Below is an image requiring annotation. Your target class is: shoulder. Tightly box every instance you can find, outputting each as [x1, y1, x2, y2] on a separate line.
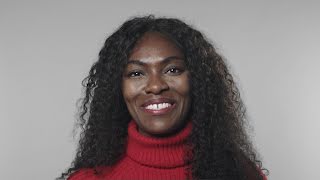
[67, 166, 114, 180]
[68, 168, 106, 180]
[260, 169, 268, 180]
[67, 168, 98, 180]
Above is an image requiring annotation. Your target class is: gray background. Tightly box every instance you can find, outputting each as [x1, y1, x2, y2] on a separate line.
[1, 1, 319, 179]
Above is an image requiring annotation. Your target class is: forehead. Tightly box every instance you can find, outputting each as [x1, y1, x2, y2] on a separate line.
[129, 32, 184, 61]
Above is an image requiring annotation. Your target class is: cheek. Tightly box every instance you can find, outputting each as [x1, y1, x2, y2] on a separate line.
[122, 80, 145, 120]
[170, 75, 190, 96]
[122, 81, 134, 102]
[122, 79, 143, 104]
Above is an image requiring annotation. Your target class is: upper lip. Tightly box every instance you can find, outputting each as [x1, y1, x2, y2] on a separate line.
[141, 97, 175, 107]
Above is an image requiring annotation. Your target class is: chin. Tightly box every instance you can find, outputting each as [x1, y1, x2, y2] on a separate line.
[146, 126, 179, 137]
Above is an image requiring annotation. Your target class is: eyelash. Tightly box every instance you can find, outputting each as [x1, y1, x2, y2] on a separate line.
[127, 67, 184, 78]
[128, 71, 144, 77]
[166, 67, 183, 74]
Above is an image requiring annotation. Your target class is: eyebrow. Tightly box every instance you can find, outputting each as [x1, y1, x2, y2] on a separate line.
[127, 56, 184, 66]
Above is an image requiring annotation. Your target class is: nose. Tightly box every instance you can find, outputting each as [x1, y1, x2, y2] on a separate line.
[144, 74, 169, 94]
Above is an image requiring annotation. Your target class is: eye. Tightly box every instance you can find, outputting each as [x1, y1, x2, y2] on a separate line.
[127, 71, 143, 77]
[166, 67, 183, 74]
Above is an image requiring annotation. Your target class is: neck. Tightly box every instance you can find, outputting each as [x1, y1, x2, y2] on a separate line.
[126, 120, 193, 168]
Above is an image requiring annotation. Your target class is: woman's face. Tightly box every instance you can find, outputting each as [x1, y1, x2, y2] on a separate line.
[122, 32, 191, 137]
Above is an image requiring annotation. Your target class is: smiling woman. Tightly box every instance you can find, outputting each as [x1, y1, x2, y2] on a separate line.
[58, 15, 267, 180]
[122, 32, 191, 137]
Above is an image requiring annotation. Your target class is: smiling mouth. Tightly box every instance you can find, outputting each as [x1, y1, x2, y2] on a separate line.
[141, 102, 176, 116]
[145, 103, 172, 110]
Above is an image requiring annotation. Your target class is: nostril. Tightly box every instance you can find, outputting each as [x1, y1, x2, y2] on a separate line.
[145, 85, 169, 94]
[144, 77, 169, 94]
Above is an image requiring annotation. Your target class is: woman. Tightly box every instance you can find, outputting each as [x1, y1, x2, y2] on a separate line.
[59, 15, 267, 180]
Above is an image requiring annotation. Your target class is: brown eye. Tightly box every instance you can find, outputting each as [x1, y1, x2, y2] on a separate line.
[166, 67, 183, 74]
[128, 71, 143, 77]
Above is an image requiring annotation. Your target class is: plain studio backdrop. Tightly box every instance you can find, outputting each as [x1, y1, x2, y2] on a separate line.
[1, 1, 319, 179]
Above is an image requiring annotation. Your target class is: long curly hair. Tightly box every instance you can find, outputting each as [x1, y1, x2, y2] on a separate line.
[59, 15, 267, 180]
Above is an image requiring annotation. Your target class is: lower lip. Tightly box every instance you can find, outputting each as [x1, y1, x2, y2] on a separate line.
[141, 103, 176, 116]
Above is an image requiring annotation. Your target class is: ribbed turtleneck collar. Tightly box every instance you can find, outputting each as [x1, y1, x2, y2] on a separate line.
[126, 120, 192, 168]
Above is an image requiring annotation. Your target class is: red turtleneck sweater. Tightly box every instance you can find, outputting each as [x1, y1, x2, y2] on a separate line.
[68, 120, 193, 180]
[68, 120, 267, 180]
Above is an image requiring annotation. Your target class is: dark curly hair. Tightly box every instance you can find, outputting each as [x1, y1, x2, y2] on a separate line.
[59, 15, 267, 180]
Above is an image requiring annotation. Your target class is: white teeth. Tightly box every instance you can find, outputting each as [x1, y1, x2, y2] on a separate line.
[145, 103, 172, 110]
[152, 104, 157, 109]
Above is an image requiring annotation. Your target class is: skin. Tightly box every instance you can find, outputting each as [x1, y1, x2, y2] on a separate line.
[122, 32, 191, 137]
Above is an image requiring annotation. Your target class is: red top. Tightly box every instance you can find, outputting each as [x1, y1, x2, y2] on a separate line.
[68, 120, 267, 180]
[68, 120, 193, 180]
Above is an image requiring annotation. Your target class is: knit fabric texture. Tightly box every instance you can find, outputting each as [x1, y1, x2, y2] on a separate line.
[68, 120, 192, 180]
